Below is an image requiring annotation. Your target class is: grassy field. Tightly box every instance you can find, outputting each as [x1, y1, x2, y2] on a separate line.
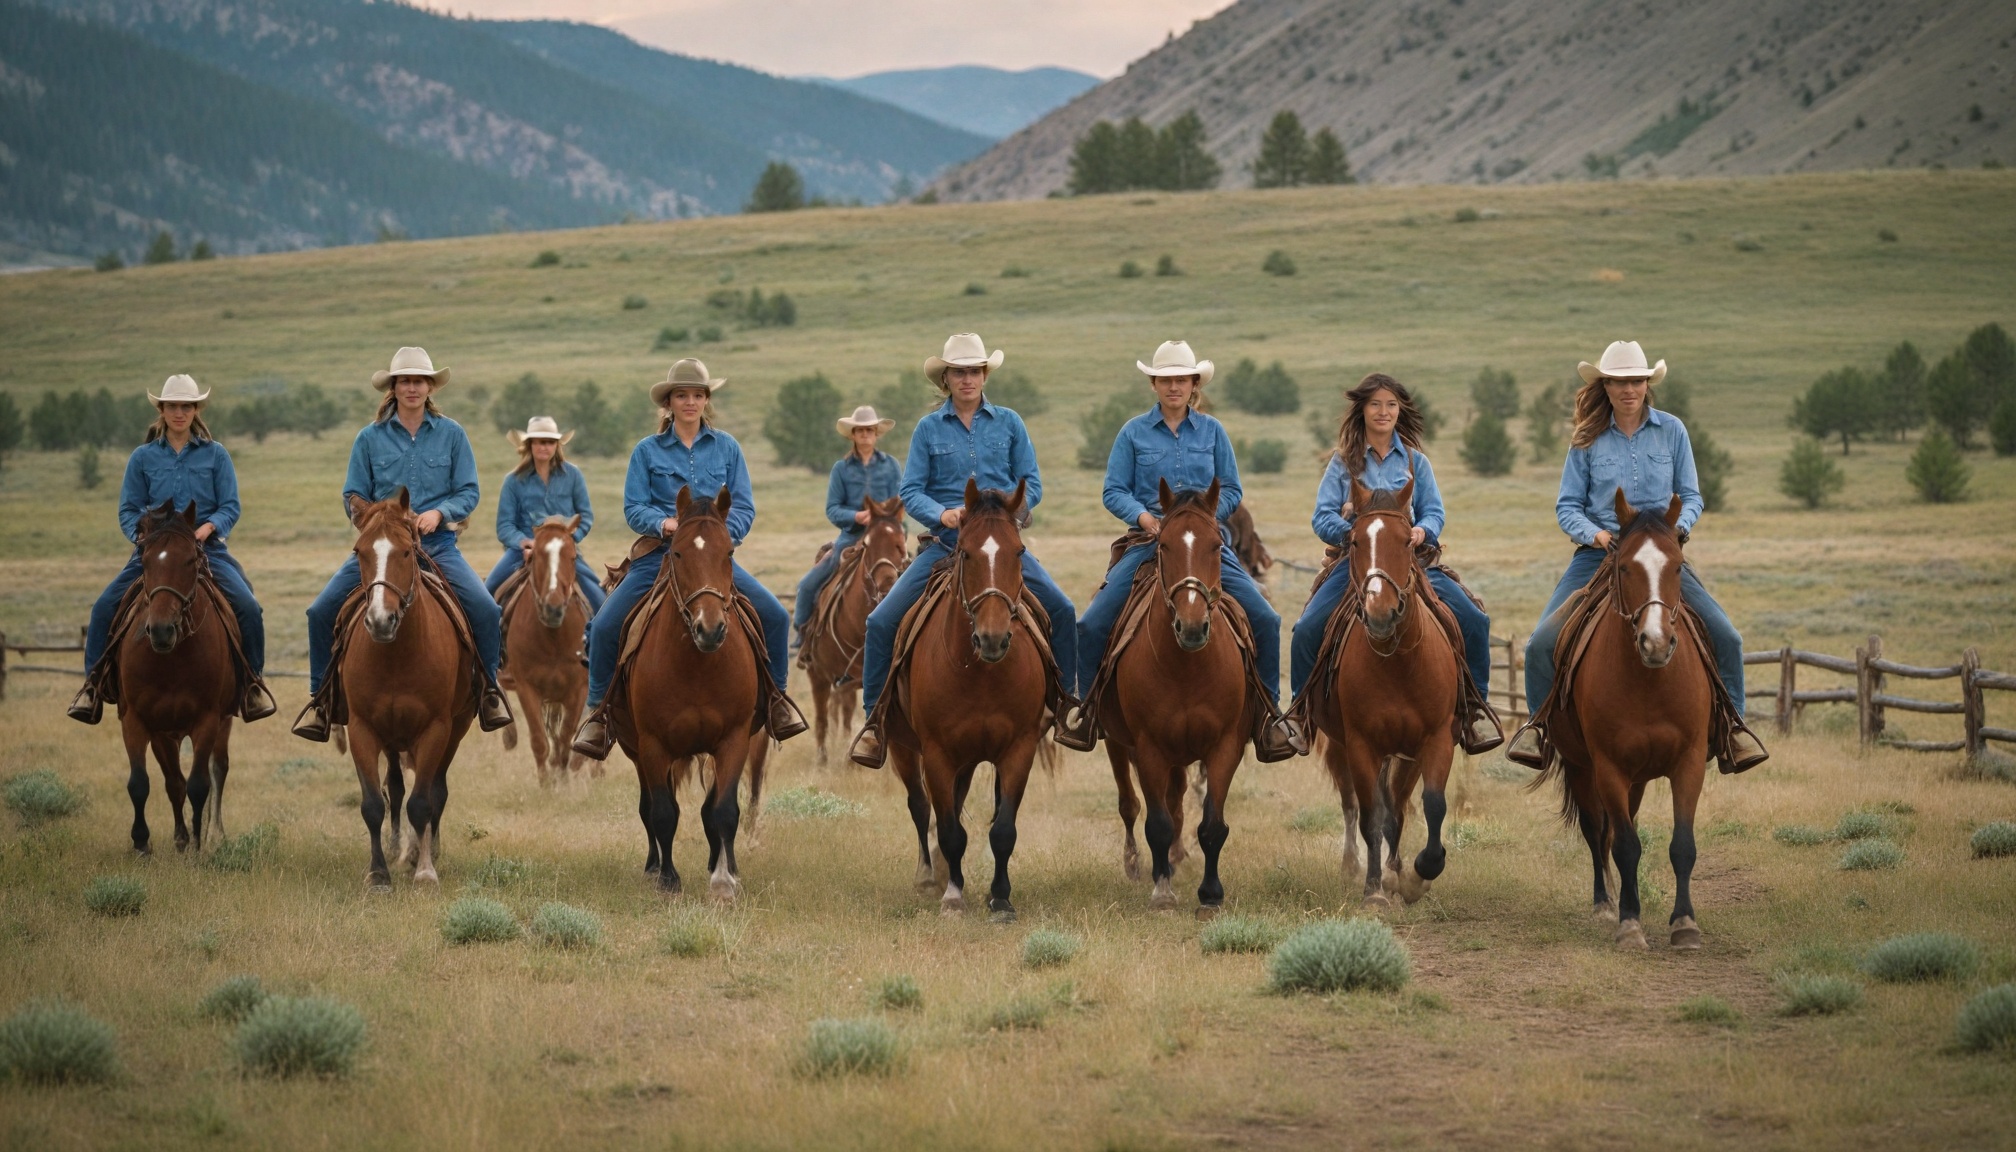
[2, 171, 2015, 1148]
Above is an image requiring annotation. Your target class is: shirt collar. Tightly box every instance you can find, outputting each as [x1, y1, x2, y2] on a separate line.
[936, 398, 993, 423]
[1608, 407, 1665, 434]
[379, 409, 438, 433]
[1143, 405, 1203, 434]
[657, 422, 716, 449]
[1365, 439, 1407, 464]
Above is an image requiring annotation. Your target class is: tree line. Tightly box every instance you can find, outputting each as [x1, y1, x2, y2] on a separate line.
[1065, 109, 1350, 197]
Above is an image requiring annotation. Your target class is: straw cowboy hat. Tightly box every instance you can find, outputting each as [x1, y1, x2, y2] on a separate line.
[371, 346, 450, 391]
[651, 357, 726, 406]
[1578, 340, 1668, 387]
[1137, 340, 1215, 386]
[924, 332, 1004, 389]
[835, 405, 895, 436]
[507, 415, 574, 447]
[148, 374, 210, 405]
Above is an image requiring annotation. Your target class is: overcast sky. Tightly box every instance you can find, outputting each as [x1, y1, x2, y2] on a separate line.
[446, 0, 1234, 78]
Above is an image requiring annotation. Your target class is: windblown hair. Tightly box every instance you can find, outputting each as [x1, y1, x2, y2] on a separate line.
[376, 391, 446, 423]
[1333, 373, 1426, 477]
[143, 409, 213, 444]
[511, 438, 569, 477]
[1570, 377, 1659, 449]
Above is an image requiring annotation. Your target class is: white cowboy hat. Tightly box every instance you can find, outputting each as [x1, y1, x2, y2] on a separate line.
[924, 332, 1004, 389]
[1136, 340, 1215, 386]
[1578, 340, 1668, 386]
[507, 415, 574, 447]
[651, 357, 726, 406]
[835, 405, 895, 436]
[371, 346, 451, 392]
[148, 374, 210, 405]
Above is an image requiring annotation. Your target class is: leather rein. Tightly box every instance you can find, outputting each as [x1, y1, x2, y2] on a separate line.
[1153, 509, 1223, 628]
[953, 515, 1024, 630]
[1606, 534, 1677, 630]
[1351, 508, 1419, 657]
[137, 526, 213, 647]
[663, 519, 734, 633]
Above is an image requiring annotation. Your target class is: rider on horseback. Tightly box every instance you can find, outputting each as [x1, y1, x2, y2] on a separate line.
[485, 415, 606, 616]
[791, 405, 903, 658]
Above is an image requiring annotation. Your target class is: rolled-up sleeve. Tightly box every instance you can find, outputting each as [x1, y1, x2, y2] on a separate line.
[1311, 456, 1350, 547]
[207, 445, 242, 539]
[1556, 448, 1600, 547]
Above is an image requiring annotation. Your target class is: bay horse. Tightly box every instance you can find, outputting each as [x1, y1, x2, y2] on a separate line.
[804, 495, 907, 765]
[340, 490, 477, 890]
[115, 502, 238, 854]
[612, 485, 771, 901]
[1540, 493, 1712, 950]
[500, 516, 590, 786]
[887, 479, 1050, 921]
[1312, 477, 1461, 908]
[1100, 481, 1254, 915]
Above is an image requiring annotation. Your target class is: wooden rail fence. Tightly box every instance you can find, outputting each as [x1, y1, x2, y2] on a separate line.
[1745, 634, 2016, 757]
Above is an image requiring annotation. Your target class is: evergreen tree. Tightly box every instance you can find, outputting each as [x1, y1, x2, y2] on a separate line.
[289, 384, 344, 439]
[872, 370, 937, 448]
[1155, 110, 1220, 191]
[1778, 438, 1844, 508]
[1222, 359, 1301, 414]
[1876, 340, 1926, 439]
[1115, 118, 1159, 191]
[190, 240, 216, 261]
[746, 162, 805, 214]
[30, 390, 78, 451]
[1906, 429, 1970, 502]
[1524, 381, 1570, 463]
[1990, 400, 2016, 457]
[1793, 367, 1879, 453]
[564, 380, 624, 457]
[1963, 321, 2016, 401]
[1925, 350, 1982, 447]
[492, 373, 550, 435]
[1078, 391, 1141, 470]
[1305, 128, 1351, 185]
[1692, 428, 1734, 513]
[1253, 111, 1310, 188]
[77, 445, 101, 489]
[1068, 121, 1122, 195]
[1460, 411, 1515, 476]
[143, 231, 177, 264]
[1470, 367, 1520, 420]
[0, 392, 21, 468]
[763, 373, 844, 471]
[986, 369, 1049, 417]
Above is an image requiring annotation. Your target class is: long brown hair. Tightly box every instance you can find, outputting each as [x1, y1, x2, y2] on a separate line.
[143, 406, 213, 444]
[511, 437, 569, 477]
[656, 400, 715, 434]
[1570, 377, 1659, 449]
[1333, 373, 1426, 478]
[376, 391, 445, 423]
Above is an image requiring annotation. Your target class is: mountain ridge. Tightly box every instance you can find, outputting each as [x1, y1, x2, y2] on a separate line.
[819, 65, 1102, 139]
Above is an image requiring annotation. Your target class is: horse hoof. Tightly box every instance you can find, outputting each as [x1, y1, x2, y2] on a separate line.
[940, 895, 966, 916]
[1362, 892, 1391, 911]
[913, 870, 938, 894]
[1195, 904, 1223, 922]
[1397, 872, 1429, 905]
[709, 879, 740, 904]
[1123, 851, 1144, 883]
[1615, 921, 1649, 950]
[1148, 890, 1178, 911]
[660, 875, 682, 896]
[1669, 917, 1703, 951]
[987, 900, 1017, 924]
[414, 868, 438, 885]
[1593, 901, 1619, 922]
[367, 874, 392, 893]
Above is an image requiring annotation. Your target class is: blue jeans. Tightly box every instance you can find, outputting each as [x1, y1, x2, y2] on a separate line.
[307, 534, 500, 693]
[1523, 547, 1744, 715]
[87, 542, 265, 674]
[792, 535, 850, 633]
[484, 547, 607, 614]
[1290, 564, 1491, 697]
[585, 550, 789, 707]
[861, 540, 1078, 713]
[1077, 541, 1281, 704]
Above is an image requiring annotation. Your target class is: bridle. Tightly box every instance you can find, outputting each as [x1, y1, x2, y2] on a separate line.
[1154, 508, 1222, 625]
[138, 526, 209, 648]
[1352, 508, 1418, 657]
[955, 516, 1023, 630]
[860, 520, 908, 611]
[665, 519, 732, 632]
[358, 520, 420, 622]
[1607, 531, 1675, 631]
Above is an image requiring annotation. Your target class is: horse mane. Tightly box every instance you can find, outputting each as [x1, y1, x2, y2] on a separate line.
[1162, 487, 1217, 518]
[1360, 487, 1409, 515]
[964, 488, 1021, 520]
[537, 515, 573, 529]
[139, 503, 197, 545]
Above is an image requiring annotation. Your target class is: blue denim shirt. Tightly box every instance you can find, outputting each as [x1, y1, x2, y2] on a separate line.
[623, 423, 755, 543]
[118, 436, 241, 542]
[899, 399, 1041, 538]
[495, 462, 593, 549]
[1103, 406, 1241, 525]
[825, 449, 905, 539]
[1312, 442, 1445, 547]
[343, 412, 480, 531]
[1555, 408, 1702, 546]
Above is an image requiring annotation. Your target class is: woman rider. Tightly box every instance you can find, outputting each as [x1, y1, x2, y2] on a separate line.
[1061, 340, 1302, 762]
[293, 347, 512, 740]
[1288, 372, 1501, 753]
[1506, 341, 1767, 773]
[69, 374, 276, 724]
[485, 415, 606, 617]
[570, 359, 807, 759]
[791, 405, 903, 655]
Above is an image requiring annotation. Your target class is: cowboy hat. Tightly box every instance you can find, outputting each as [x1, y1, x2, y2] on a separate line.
[924, 332, 1004, 389]
[148, 374, 210, 405]
[507, 415, 574, 447]
[1578, 340, 1668, 386]
[1136, 340, 1215, 386]
[835, 405, 895, 436]
[651, 358, 726, 406]
[370, 346, 450, 391]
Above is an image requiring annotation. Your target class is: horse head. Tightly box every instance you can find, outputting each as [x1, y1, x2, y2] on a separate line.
[860, 495, 908, 608]
[529, 515, 582, 629]
[349, 489, 421, 645]
[1612, 491, 1686, 668]
[670, 485, 736, 652]
[955, 478, 1027, 664]
[1349, 475, 1417, 647]
[1156, 478, 1223, 652]
[136, 501, 205, 654]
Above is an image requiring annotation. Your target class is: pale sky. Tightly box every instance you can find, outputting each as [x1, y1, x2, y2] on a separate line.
[446, 0, 1234, 78]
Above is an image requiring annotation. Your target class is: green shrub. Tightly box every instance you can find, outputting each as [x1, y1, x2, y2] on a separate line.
[978, 995, 1049, 1031]
[530, 903, 602, 949]
[1990, 401, 2016, 456]
[1833, 811, 1890, 841]
[1200, 916, 1284, 955]
[1470, 366, 1520, 420]
[207, 823, 279, 873]
[963, 281, 988, 295]
[985, 369, 1049, 416]
[999, 265, 1031, 278]
[621, 295, 648, 311]
[77, 445, 101, 489]
[763, 373, 845, 472]
[1676, 995, 1740, 1026]
[530, 250, 560, 267]
[1453, 207, 1481, 224]
[1773, 824, 1829, 846]
[199, 976, 269, 1022]
[441, 897, 519, 945]
[1838, 840, 1904, 871]
[1261, 249, 1297, 276]
[1223, 358, 1300, 415]
[4, 770, 85, 825]
[1239, 437, 1288, 473]
[1778, 437, 1843, 508]
[659, 908, 724, 958]
[1906, 429, 1971, 502]
[652, 326, 689, 351]
[1022, 929, 1082, 969]
[1774, 973, 1862, 1016]
[1154, 254, 1181, 276]
[696, 325, 724, 343]
[1078, 392, 1143, 470]
[1459, 410, 1516, 476]
[1268, 919, 1411, 994]
[1863, 933, 1978, 983]
[1117, 261, 1143, 279]
[873, 976, 922, 1010]
[234, 996, 366, 1078]
[1971, 821, 2016, 858]
[0, 1001, 118, 1084]
[467, 854, 531, 890]
[95, 251, 124, 272]
[84, 875, 146, 917]
[797, 1018, 900, 1078]
[1955, 984, 2016, 1053]
[765, 787, 864, 819]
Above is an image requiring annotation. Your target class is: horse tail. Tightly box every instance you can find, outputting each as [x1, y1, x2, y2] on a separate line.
[1035, 731, 1061, 779]
[1376, 754, 1398, 827]
[332, 724, 348, 755]
[744, 734, 769, 832]
[1525, 752, 1581, 827]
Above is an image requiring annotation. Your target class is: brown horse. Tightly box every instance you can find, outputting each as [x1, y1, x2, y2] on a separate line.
[887, 480, 1050, 921]
[804, 495, 907, 765]
[340, 491, 477, 890]
[612, 485, 771, 900]
[1100, 481, 1254, 914]
[500, 516, 590, 786]
[1312, 477, 1461, 908]
[114, 502, 238, 854]
[1541, 493, 1712, 950]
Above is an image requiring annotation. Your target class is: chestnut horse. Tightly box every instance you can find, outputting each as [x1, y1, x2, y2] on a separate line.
[115, 502, 238, 854]
[340, 491, 477, 890]
[1100, 482, 1254, 914]
[887, 480, 1050, 921]
[1540, 493, 1712, 950]
[804, 495, 907, 765]
[500, 516, 590, 786]
[1312, 478, 1461, 908]
[612, 485, 771, 901]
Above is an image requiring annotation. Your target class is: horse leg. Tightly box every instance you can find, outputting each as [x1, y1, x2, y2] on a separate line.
[986, 741, 1038, 923]
[120, 710, 152, 855]
[925, 749, 969, 915]
[562, 683, 591, 778]
[1345, 741, 1389, 908]
[1195, 734, 1243, 915]
[209, 723, 231, 845]
[1135, 747, 1179, 910]
[839, 682, 859, 746]
[405, 729, 454, 885]
[1321, 735, 1361, 884]
[1577, 803, 1617, 920]
[811, 676, 832, 768]
[186, 719, 217, 853]
[1595, 761, 1647, 949]
[1379, 755, 1415, 902]
[516, 681, 550, 786]
[154, 733, 190, 852]
[1105, 740, 1143, 882]
[1668, 757, 1706, 950]
[1165, 762, 1192, 870]
[743, 733, 769, 846]
[387, 751, 411, 869]
[704, 733, 751, 903]
[892, 743, 936, 892]
[636, 745, 680, 893]
[348, 726, 392, 890]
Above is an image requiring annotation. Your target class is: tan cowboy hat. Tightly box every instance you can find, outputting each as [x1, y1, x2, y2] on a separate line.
[1578, 340, 1668, 386]
[651, 357, 726, 406]
[148, 374, 210, 405]
[835, 405, 895, 436]
[507, 415, 574, 447]
[371, 346, 450, 391]
[1136, 340, 1214, 386]
[924, 332, 1004, 388]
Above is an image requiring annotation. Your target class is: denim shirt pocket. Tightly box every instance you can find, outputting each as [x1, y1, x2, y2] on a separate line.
[1181, 442, 1216, 488]
[182, 457, 218, 507]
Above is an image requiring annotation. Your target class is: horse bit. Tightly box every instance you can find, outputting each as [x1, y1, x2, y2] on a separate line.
[665, 527, 731, 630]
[1154, 516, 1222, 627]
[360, 526, 421, 619]
[1353, 509, 1418, 657]
[139, 529, 213, 645]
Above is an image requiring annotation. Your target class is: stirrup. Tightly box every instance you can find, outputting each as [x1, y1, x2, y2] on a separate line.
[1505, 723, 1549, 769]
[478, 684, 514, 732]
[571, 707, 614, 761]
[848, 724, 886, 770]
[1053, 702, 1098, 752]
[1253, 714, 1305, 764]
[241, 678, 279, 723]
[292, 699, 332, 743]
[768, 693, 809, 741]
[67, 682, 104, 725]
[1719, 726, 1769, 774]
[1458, 704, 1505, 755]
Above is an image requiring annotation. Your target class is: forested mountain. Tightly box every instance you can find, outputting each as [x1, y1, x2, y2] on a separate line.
[822, 66, 1102, 139]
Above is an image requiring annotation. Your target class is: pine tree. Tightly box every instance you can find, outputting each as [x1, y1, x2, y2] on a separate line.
[1470, 367, 1520, 420]
[1876, 340, 1926, 439]
[564, 381, 624, 457]
[1252, 111, 1310, 189]
[1115, 118, 1159, 191]
[1793, 367, 1879, 453]
[143, 231, 177, 264]
[745, 162, 805, 213]
[1925, 350, 1981, 447]
[1778, 438, 1844, 508]
[1305, 128, 1352, 185]
[1989, 400, 2016, 457]
[763, 373, 844, 471]
[1906, 429, 1970, 502]
[0, 393, 21, 468]
[1524, 381, 1570, 463]
[492, 373, 550, 434]
[1155, 110, 1220, 191]
[1460, 411, 1515, 476]
[1691, 429, 1734, 513]
[1068, 122, 1122, 195]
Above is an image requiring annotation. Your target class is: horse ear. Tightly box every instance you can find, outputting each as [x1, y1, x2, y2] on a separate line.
[1613, 488, 1635, 527]
[880, 495, 903, 518]
[861, 494, 875, 512]
[1397, 475, 1415, 517]
[676, 485, 693, 519]
[964, 477, 982, 509]
[1158, 477, 1175, 513]
[395, 487, 410, 512]
[1206, 477, 1221, 511]
[1348, 476, 1372, 511]
[1662, 494, 1684, 529]
[182, 502, 199, 527]
[1007, 477, 1027, 517]
[566, 514, 581, 533]
[714, 485, 732, 517]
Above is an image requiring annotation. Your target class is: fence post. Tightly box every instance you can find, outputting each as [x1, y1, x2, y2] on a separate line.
[1963, 647, 1984, 758]
[1777, 646, 1796, 735]
[1855, 638, 1873, 748]
[0, 630, 8, 702]
[1508, 635, 1524, 721]
[1867, 634, 1885, 742]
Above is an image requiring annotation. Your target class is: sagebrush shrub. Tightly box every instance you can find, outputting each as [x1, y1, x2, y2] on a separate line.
[660, 908, 724, 958]
[84, 875, 146, 917]
[1833, 812, 1890, 841]
[1774, 973, 1862, 1016]
[797, 1018, 900, 1078]
[1863, 933, 1978, 983]
[873, 976, 922, 1010]
[3, 770, 85, 825]
[1022, 929, 1082, 969]
[1676, 995, 1740, 1026]
[1838, 840, 1904, 871]
[1970, 822, 2016, 859]
[234, 996, 367, 1078]
[1200, 916, 1283, 955]
[0, 1000, 117, 1084]
[441, 897, 519, 945]
[530, 903, 601, 949]
[1773, 825, 1829, 846]
[207, 823, 278, 873]
[1955, 984, 2016, 1053]
[1268, 919, 1411, 994]
[199, 976, 269, 1022]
